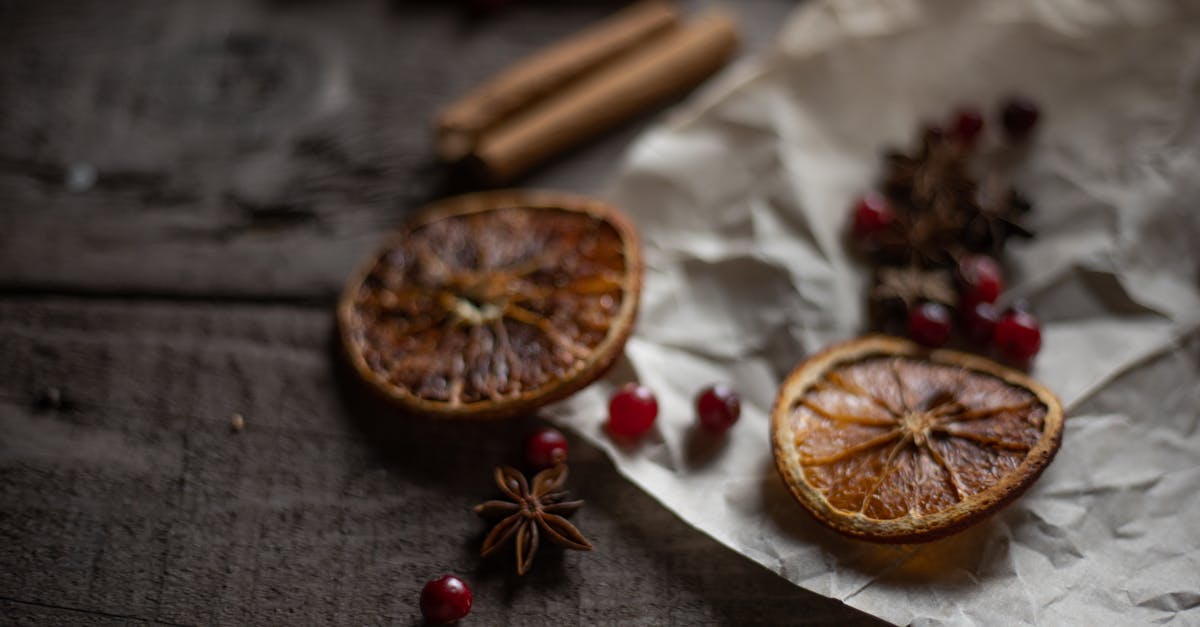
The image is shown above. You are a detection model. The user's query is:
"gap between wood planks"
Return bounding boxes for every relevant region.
[0,285,335,309]
[0,595,197,627]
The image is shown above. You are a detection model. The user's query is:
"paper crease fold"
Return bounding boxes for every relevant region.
[549,0,1200,624]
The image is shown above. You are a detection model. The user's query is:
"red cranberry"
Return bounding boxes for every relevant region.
[950,107,985,146]
[963,300,1001,345]
[524,427,568,470]
[851,192,895,238]
[994,310,1042,363]
[420,574,472,624]
[608,383,658,439]
[958,254,1004,304]
[907,302,954,347]
[1000,97,1041,140]
[696,384,741,433]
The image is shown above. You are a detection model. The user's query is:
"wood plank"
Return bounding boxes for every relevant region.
[0,1,791,300]
[0,599,177,626]
[0,296,884,624]
[0,1,888,623]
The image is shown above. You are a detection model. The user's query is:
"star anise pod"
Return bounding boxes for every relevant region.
[866,129,980,267]
[962,173,1035,254]
[474,464,592,575]
[869,265,957,330]
[883,127,975,213]
[863,205,967,268]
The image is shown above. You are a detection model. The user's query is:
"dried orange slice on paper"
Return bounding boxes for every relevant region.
[338,190,643,419]
[771,335,1063,543]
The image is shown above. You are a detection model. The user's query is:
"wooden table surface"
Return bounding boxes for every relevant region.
[0,2,887,624]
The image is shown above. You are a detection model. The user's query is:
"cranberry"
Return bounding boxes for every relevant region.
[963,300,1001,345]
[907,302,954,347]
[851,192,895,238]
[950,107,985,146]
[1000,96,1041,140]
[608,383,658,439]
[696,384,741,433]
[524,427,568,470]
[994,310,1042,364]
[958,254,1004,304]
[420,574,472,624]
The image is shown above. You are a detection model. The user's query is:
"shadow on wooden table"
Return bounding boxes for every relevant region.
[327,330,887,624]
[326,330,583,597]
[327,331,542,493]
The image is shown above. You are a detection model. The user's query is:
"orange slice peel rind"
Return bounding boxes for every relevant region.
[771,335,1063,543]
[338,189,643,420]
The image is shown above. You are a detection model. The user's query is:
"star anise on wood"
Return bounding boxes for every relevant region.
[474,464,592,575]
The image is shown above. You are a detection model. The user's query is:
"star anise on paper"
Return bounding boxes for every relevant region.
[883,128,975,212]
[474,464,592,575]
[872,265,957,309]
[963,173,1035,254]
[850,99,1047,350]
[860,130,983,267]
[870,265,957,329]
[863,205,966,268]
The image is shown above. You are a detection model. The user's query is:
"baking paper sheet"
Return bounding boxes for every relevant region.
[548,0,1200,624]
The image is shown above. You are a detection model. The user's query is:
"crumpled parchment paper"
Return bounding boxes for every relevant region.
[549,0,1200,624]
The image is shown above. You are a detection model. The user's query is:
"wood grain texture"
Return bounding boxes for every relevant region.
[0,0,789,300]
[0,297,885,625]
[0,1,889,624]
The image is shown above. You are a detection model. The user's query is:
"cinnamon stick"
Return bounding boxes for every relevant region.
[469,11,738,184]
[437,1,681,161]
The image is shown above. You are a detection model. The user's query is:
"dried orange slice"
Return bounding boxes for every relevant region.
[771,335,1063,543]
[338,189,642,419]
